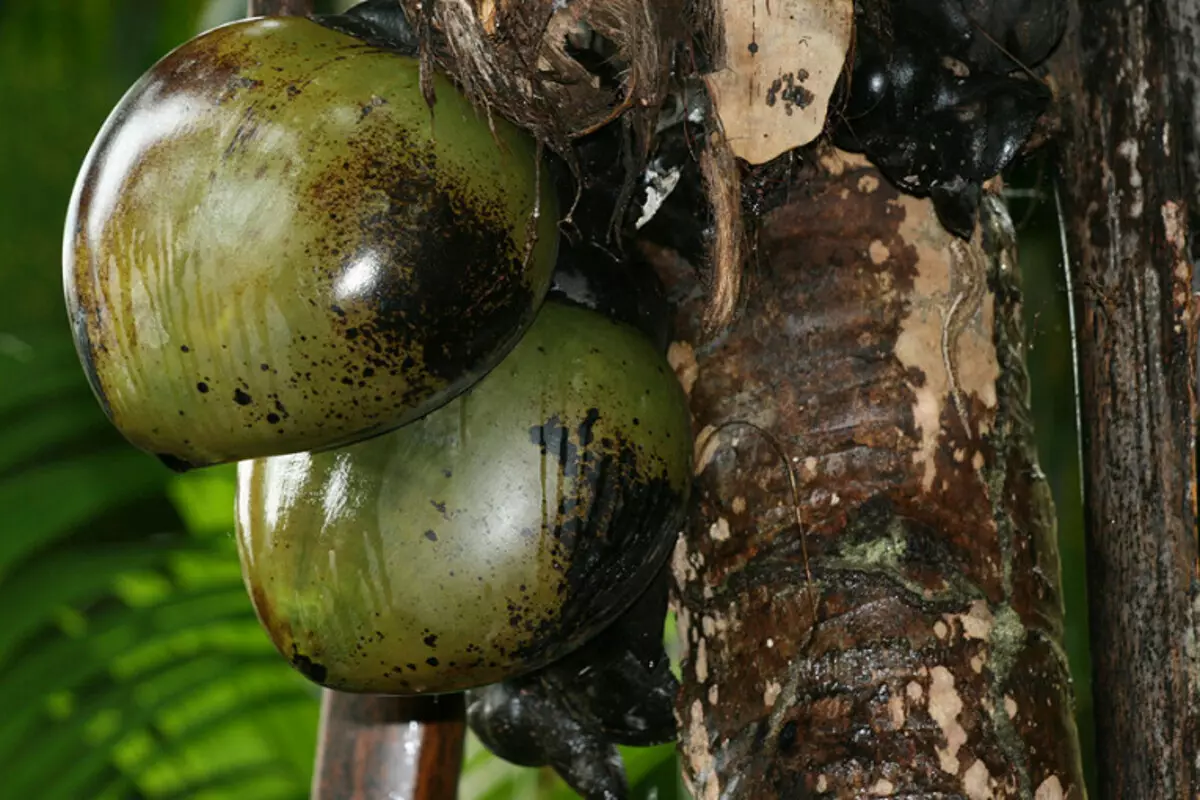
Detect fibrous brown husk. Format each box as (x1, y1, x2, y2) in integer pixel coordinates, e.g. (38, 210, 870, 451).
(400, 0, 694, 157)
(402, 0, 746, 332)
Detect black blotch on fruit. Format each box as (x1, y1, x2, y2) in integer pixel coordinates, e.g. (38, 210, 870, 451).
(233, 389, 253, 405)
(519, 411, 683, 665)
(156, 453, 195, 473)
(291, 649, 328, 683)
(310, 120, 536, 410)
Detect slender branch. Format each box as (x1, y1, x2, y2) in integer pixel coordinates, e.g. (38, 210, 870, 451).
(238, 3, 467, 798)
(1052, 1, 1200, 796)
(312, 692, 466, 800)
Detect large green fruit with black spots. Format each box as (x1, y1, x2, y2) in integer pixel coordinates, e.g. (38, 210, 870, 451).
(235, 301, 692, 694)
(63, 16, 558, 470)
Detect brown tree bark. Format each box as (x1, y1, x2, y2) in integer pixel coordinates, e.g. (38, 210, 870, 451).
(312, 693, 466, 800)
(662, 151, 1086, 797)
(1052, 1, 1200, 797)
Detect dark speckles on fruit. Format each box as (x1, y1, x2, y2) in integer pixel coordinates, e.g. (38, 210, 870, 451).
(196, 382, 210, 394)
(426, 657, 440, 667)
(233, 389, 253, 405)
(424, 634, 438, 647)
(424, 529, 438, 542)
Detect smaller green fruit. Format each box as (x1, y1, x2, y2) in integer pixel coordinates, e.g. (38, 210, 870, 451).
(236, 302, 693, 694)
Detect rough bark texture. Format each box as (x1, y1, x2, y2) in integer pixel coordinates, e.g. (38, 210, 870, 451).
(662, 151, 1086, 798)
(1053, 1, 1200, 797)
(312, 692, 465, 800)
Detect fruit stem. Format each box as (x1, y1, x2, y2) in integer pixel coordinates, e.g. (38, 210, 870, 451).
(312, 692, 466, 800)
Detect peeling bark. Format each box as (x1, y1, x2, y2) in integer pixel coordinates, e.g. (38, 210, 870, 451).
(662, 151, 1085, 798)
(1052, 1, 1200, 797)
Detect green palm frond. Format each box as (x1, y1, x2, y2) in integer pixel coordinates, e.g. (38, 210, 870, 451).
(0, 335, 318, 800)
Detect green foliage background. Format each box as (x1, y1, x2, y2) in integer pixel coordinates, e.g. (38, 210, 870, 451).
(0, 1, 1091, 797)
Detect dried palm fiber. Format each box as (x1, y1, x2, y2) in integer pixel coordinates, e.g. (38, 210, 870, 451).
(402, 0, 746, 332)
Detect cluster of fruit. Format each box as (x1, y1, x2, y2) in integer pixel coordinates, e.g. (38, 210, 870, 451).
(62, 4, 691, 795)
(834, 0, 1067, 237)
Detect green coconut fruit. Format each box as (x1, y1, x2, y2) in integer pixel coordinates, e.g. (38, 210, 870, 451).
(235, 301, 693, 694)
(63, 15, 559, 470)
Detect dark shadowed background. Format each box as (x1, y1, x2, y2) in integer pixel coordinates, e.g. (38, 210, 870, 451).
(0, 1, 1091, 797)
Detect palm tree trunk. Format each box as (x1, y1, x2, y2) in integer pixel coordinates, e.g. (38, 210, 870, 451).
(1052, 1, 1200, 796)
(661, 150, 1087, 797)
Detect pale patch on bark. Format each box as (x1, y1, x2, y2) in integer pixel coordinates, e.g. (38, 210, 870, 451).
(891, 193, 1000, 489)
(888, 693, 906, 728)
(668, 340, 700, 395)
(764, 679, 782, 708)
(672, 532, 698, 585)
(693, 424, 721, 475)
(684, 699, 720, 800)
(963, 758, 994, 799)
(928, 665, 967, 774)
(709, 517, 731, 541)
(871, 778, 896, 796)
(1034, 775, 1064, 800)
(959, 599, 996, 640)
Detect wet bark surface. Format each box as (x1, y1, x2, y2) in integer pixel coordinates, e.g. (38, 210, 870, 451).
(312, 692, 466, 800)
(659, 151, 1085, 798)
(1052, 1, 1200, 797)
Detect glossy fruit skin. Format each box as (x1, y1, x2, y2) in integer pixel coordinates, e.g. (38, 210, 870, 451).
(236, 301, 692, 694)
(63, 16, 559, 469)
